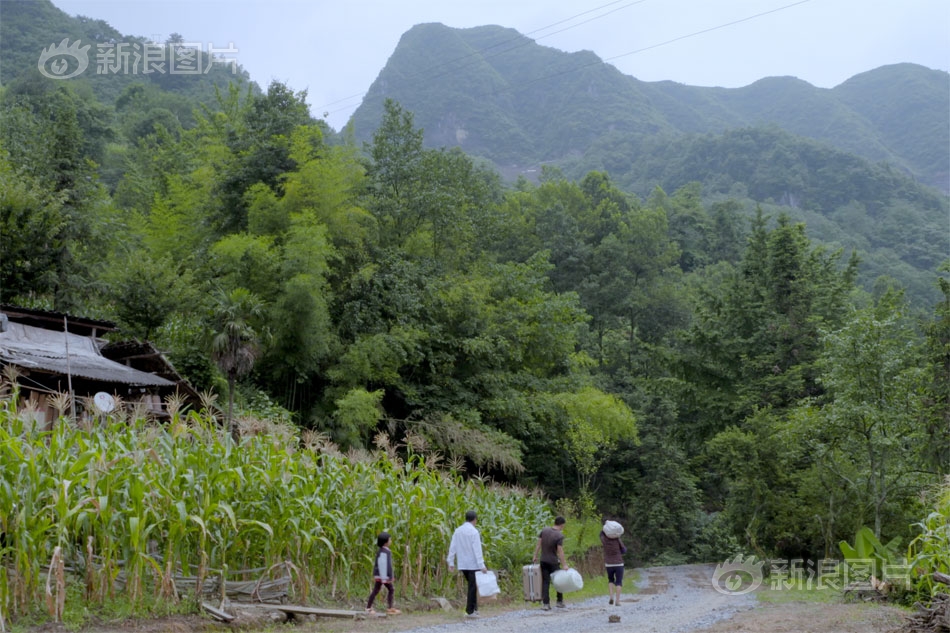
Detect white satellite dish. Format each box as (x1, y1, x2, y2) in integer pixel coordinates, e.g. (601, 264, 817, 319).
(93, 392, 115, 413)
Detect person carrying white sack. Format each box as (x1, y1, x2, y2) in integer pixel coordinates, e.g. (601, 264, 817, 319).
(532, 516, 569, 610)
(600, 519, 627, 606)
(447, 510, 488, 618)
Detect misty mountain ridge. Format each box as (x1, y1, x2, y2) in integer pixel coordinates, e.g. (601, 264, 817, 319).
(1, 6, 947, 309)
(349, 23, 949, 194)
(348, 22, 948, 308)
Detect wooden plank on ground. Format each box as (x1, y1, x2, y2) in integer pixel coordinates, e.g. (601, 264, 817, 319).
(258, 604, 366, 618)
(201, 602, 235, 622)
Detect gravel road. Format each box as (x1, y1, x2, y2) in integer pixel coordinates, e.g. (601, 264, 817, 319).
(396, 564, 756, 633)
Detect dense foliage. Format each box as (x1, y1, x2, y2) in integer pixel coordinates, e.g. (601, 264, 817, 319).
(0, 400, 550, 619)
(349, 23, 949, 307)
(0, 2, 948, 623)
(351, 24, 949, 194)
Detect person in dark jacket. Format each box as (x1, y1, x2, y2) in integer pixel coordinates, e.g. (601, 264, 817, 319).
(366, 532, 401, 615)
(532, 516, 569, 610)
(600, 522, 627, 605)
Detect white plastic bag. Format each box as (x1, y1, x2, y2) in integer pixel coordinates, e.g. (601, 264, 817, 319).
(603, 520, 624, 539)
(551, 568, 584, 593)
(476, 570, 500, 597)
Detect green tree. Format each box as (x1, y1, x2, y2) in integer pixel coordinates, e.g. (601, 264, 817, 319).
(803, 291, 929, 538)
(331, 387, 384, 448)
(365, 99, 501, 263)
(209, 287, 267, 441)
(0, 84, 115, 310)
(677, 210, 857, 445)
(0, 148, 67, 303)
(554, 386, 638, 497)
(920, 263, 950, 475)
(104, 254, 197, 339)
(279, 127, 373, 278)
(366, 99, 425, 246)
(217, 81, 312, 233)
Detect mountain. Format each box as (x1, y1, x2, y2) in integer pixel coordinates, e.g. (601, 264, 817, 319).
(0, 0, 256, 107)
(348, 23, 949, 308)
(1, 7, 946, 308)
(349, 23, 949, 193)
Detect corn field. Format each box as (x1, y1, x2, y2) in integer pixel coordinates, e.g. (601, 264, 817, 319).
(0, 398, 551, 623)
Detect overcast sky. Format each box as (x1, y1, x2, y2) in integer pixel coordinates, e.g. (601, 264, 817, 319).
(51, 0, 950, 131)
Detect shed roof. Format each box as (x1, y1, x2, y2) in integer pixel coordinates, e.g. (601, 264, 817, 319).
(0, 303, 116, 336)
(102, 340, 201, 399)
(0, 322, 173, 387)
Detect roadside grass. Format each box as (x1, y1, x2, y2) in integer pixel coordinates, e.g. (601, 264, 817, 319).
(755, 574, 913, 608)
(7, 585, 199, 633)
(757, 579, 843, 605)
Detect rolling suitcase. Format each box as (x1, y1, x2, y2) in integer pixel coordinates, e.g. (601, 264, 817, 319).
(523, 564, 542, 601)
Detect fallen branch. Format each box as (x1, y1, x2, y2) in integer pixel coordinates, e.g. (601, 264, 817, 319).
(903, 592, 949, 633)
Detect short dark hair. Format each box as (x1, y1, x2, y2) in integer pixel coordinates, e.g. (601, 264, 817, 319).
(554, 516, 566, 526)
(377, 532, 391, 548)
(465, 510, 477, 522)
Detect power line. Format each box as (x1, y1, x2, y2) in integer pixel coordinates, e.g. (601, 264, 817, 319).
(499, 0, 815, 97)
(605, 0, 814, 64)
(317, 0, 651, 113)
(324, 0, 815, 124)
(432, 0, 807, 114)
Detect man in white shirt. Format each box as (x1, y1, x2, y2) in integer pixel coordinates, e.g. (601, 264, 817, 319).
(447, 510, 488, 617)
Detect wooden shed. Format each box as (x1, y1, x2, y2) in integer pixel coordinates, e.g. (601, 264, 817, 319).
(0, 304, 196, 427)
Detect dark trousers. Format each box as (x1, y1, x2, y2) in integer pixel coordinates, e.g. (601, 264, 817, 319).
(461, 569, 478, 614)
(367, 580, 393, 609)
(540, 561, 563, 605)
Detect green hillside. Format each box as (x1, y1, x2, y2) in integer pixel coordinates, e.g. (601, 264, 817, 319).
(579, 126, 948, 304)
(352, 23, 676, 166)
(2, 7, 949, 627)
(348, 23, 949, 307)
(832, 63, 950, 189)
(0, 0, 256, 108)
(350, 23, 949, 192)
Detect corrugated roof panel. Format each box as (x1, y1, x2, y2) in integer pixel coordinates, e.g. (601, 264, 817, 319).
(0, 322, 173, 387)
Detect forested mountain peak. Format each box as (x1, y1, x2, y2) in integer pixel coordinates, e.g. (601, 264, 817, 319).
(350, 23, 949, 193)
(1, 3, 948, 599)
(347, 22, 948, 309)
(0, 0, 257, 105)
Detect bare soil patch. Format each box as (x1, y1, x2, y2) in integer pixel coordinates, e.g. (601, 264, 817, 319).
(17, 565, 912, 633)
(694, 600, 907, 632)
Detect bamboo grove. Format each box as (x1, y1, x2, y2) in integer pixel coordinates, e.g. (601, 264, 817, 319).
(0, 390, 551, 620)
(1, 69, 949, 623)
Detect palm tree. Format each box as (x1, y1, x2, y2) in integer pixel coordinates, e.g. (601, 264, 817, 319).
(209, 288, 266, 442)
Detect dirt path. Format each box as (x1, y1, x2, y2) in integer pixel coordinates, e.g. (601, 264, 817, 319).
(44, 564, 907, 633)
(390, 564, 757, 633)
